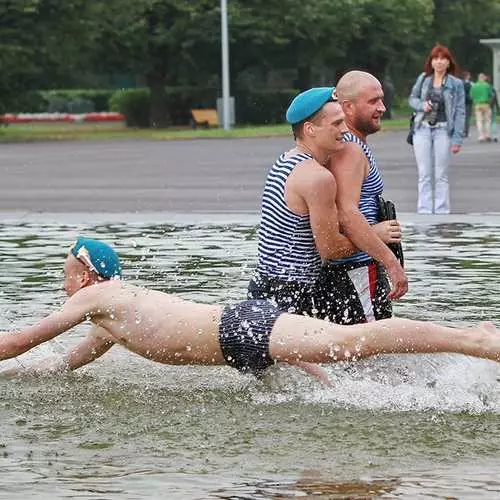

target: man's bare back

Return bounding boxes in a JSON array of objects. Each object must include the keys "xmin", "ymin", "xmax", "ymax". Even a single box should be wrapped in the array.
[{"xmin": 70, "ymin": 281, "xmax": 225, "ymax": 365}]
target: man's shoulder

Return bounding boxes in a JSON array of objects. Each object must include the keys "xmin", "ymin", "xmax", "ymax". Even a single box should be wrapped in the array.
[
  {"xmin": 292, "ymin": 161, "xmax": 334, "ymax": 192},
  {"xmin": 280, "ymin": 149, "xmax": 313, "ymax": 164},
  {"xmin": 73, "ymin": 280, "xmax": 129, "ymax": 303},
  {"xmin": 339, "ymin": 140, "xmax": 366, "ymax": 155},
  {"xmin": 332, "ymin": 141, "xmax": 367, "ymax": 168},
  {"xmin": 296, "ymin": 160, "xmax": 333, "ymax": 180}
]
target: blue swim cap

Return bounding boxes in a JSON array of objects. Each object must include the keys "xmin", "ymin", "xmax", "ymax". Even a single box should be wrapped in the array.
[
  {"xmin": 70, "ymin": 237, "xmax": 122, "ymax": 279},
  {"xmin": 286, "ymin": 86, "xmax": 338, "ymax": 125}
]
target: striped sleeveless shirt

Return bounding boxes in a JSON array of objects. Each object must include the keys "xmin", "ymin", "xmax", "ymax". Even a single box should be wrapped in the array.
[
  {"xmin": 334, "ymin": 131, "xmax": 384, "ymax": 265},
  {"xmin": 256, "ymin": 152, "xmax": 321, "ymax": 283}
]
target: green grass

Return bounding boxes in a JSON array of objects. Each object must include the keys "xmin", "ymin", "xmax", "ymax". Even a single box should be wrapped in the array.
[{"xmin": 0, "ymin": 118, "xmax": 410, "ymax": 143}]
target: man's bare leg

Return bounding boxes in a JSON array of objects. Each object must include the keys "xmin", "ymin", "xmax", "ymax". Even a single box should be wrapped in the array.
[{"xmin": 269, "ymin": 314, "xmax": 500, "ymax": 364}]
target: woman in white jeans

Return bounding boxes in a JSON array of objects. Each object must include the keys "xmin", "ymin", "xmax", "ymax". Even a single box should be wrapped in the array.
[{"xmin": 409, "ymin": 44, "xmax": 465, "ymax": 214}]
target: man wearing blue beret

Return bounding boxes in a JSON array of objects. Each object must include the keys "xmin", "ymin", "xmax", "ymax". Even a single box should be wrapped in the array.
[
  {"xmin": 316, "ymin": 70, "xmax": 408, "ymax": 325},
  {"xmin": 247, "ymin": 86, "xmax": 394, "ymax": 317}
]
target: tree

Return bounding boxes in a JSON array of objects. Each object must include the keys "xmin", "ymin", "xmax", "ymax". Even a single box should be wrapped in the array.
[
  {"xmin": 0, "ymin": 0, "xmax": 40, "ymax": 112},
  {"xmin": 0, "ymin": 0, "xmax": 101, "ymax": 113},
  {"xmin": 431, "ymin": 0, "xmax": 500, "ymax": 77},
  {"xmin": 346, "ymin": 0, "xmax": 434, "ymax": 81},
  {"xmin": 228, "ymin": 0, "xmax": 366, "ymax": 90},
  {"xmin": 86, "ymin": 0, "xmax": 211, "ymax": 127}
]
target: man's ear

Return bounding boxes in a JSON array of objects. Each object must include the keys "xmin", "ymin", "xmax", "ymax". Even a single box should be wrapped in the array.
[
  {"xmin": 79, "ymin": 269, "xmax": 92, "ymax": 287},
  {"xmin": 341, "ymin": 100, "xmax": 354, "ymax": 117},
  {"xmin": 303, "ymin": 120, "xmax": 315, "ymax": 138}
]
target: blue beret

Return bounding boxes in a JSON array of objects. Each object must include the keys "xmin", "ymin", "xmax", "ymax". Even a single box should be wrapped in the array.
[
  {"xmin": 286, "ymin": 87, "xmax": 337, "ymax": 125},
  {"xmin": 70, "ymin": 237, "xmax": 122, "ymax": 279}
]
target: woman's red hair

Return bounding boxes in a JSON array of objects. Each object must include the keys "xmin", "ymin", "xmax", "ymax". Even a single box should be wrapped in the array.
[{"xmin": 423, "ymin": 44, "xmax": 459, "ymax": 76}]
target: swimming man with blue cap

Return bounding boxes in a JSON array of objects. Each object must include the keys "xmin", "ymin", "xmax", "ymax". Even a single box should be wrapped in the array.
[
  {"xmin": 248, "ymin": 86, "xmax": 398, "ymax": 318},
  {"xmin": 70, "ymin": 237, "xmax": 122, "ymax": 280},
  {"xmin": 1, "ymin": 239, "xmax": 500, "ymax": 385}
]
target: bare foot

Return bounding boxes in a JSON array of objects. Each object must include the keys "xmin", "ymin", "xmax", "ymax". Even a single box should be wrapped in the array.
[
  {"xmin": 473, "ymin": 322, "xmax": 500, "ymax": 362},
  {"xmin": 480, "ymin": 321, "xmax": 498, "ymax": 334}
]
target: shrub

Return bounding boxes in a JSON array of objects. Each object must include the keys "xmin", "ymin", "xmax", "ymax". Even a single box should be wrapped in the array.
[
  {"xmin": 108, "ymin": 87, "xmax": 297, "ymax": 127},
  {"xmin": 109, "ymin": 88, "xmax": 150, "ymax": 127},
  {"xmin": 41, "ymin": 89, "xmax": 116, "ymax": 112},
  {"xmin": 1, "ymin": 91, "xmax": 48, "ymax": 114},
  {"xmin": 109, "ymin": 87, "xmax": 218, "ymax": 128}
]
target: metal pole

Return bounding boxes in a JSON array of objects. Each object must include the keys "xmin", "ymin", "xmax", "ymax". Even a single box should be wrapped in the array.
[
  {"xmin": 221, "ymin": 0, "xmax": 231, "ymax": 130},
  {"xmin": 494, "ymin": 50, "xmax": 499, "ymax": 93},
  {"xmin": 480, "ymin": 39, "xmax": 500, "ymax": 94}
]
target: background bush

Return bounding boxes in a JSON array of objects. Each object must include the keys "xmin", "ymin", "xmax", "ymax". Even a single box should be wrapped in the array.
[
  {"xmin": 109, "ymin": 88, "xmax": 151, "ymax": 127},
  {"xmin": 40, "ymin": 89, "xmax": 116, "ymax": 113},
  {"xmin": 2, "ymin": 85, "xmax": 410, "ymax": 126},
  {"xmin": 108, "ymin": 87, "xmax": 297, "ymax": 127},
  {"xmin": 110, "ymin": 87, "xmax": 220, "ymax": 127},
  {"xmin": 3, "ymin": 91, "xmax": 48, "ymax": 114}
]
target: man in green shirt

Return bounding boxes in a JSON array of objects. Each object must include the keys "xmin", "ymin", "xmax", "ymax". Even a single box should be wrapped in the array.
[{"xmin": 470, "ymin": 73, "xmax": 493, "ymax": 142}]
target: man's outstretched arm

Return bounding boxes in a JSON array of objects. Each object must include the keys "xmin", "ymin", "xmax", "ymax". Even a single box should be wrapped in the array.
[
  {"xmin": 0, "ymin": 325, "xmax": 115, "ymax": 377},
  {"xmin": 63, "ymin": 325, "xmax": 115, "ymax": 371},
  {"xmin": 0, "ymin": 291, "xmax": 92, "ymax": 361}
]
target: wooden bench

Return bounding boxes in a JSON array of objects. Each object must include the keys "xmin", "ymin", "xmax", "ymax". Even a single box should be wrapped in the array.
[{"xmin": 190, "ymin": 108, "xmax": 219, "ymax": 128}]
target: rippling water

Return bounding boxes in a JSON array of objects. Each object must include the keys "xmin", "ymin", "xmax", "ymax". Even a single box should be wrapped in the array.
[{"xmin": 0, "ymin": 214, "xmax": 499, "ymax": 499}]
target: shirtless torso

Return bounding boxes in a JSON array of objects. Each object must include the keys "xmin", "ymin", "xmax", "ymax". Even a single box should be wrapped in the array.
[{"xmin": 53, "ymin": 281, "xmax": 225, "ymax": 366}]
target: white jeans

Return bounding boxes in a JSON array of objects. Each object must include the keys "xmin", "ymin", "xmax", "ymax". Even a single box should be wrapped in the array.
[{"xmin": 412, "ymin": 124, "xmax": 451, "ymax": 214}]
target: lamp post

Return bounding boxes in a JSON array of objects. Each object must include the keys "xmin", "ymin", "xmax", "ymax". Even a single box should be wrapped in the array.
[
  {"xmin": 220, "ymin": 0, "xmax": 231, "ymax": 130},
  {"xmin": 480, "ymin": 38, "xmax": 500, "ymax": 92}
]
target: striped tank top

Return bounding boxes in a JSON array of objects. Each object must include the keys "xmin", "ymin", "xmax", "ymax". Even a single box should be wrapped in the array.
[
  {"xmin": 334, "ymin": 131, "xmax": 384, "ymax": 265},
  {"xmin": 256, "ymin": 152, "xmax": 321, "ymax": 283}
]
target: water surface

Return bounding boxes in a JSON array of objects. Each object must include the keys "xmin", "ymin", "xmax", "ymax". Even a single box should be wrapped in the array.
[{"xmin": 0, "ymin": 214, "xmax": 499, "ymax": 499}]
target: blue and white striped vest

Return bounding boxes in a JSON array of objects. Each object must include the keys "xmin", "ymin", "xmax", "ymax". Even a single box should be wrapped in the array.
[
  {"xmin": 256, "ymin": 152, "xmax": 321, "ymax": 283},
  {"xmin": 333, "ymin": 131, "xmax": 384, "ymax": 265}
]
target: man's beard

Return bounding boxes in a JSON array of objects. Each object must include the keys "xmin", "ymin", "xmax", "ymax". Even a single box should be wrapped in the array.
[{"xmin": 355, "ymin": 116, "xmax": 380, "ymax": 136}]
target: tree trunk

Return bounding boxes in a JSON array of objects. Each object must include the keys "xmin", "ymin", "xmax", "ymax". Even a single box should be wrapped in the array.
[
  {"xmin": 363, "ymin": 58, "xmax": 388, "ymax": 82},
  {"xmin": 144, "ymin": 7, "xmax": 170, "ymax": 129},
  {"xmin": 296, "ymin": 64, "xmax": 312, "ymax": 91},
  {"xmin": 146, "ymin": 73, "xmax": 169, "ymax": 129}
]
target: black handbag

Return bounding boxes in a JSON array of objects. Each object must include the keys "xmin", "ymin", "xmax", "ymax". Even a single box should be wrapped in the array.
[
  {"xmin": 407, "ymin": 73, "xmax": 425, "ymax": 146},
  {"xmin": 406, "ymin": 113, "xmax": 416, "ymax": 145}
]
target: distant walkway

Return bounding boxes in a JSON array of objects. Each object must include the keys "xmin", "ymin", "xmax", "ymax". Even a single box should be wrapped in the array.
[{"xmin": 0, "ymin": 130, "xmax": 498, "ymax": 213}]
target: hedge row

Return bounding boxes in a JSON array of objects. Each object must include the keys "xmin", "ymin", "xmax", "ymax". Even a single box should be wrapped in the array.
[
  {"xmin": 6, "ymin": 87, "xmax": 299, "ymax": 127},
  {"xmin": 109, "ymin": 87, "xmax": 220, "ymax": 127},
  {"xmin": 109, "ymin": 87, "xmax": 297, "ymax": 127},
  {"xmin": 4, "ymin": 89, "xmax": 116, "ymax": 114},
  {"xmin": 41, "ymin": 89, "xmax": 116, "ymax": 113}
]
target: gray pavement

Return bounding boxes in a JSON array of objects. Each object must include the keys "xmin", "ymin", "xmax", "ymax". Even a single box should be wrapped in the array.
[{"xmin": 0, "ymin": 130, "xmax": 499, "ymax": 214}]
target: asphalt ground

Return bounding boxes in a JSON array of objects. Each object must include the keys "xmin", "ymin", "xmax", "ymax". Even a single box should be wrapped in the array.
[{"xmin": 0, "ymin": 130, "xmax": 498, "ymax": 214}]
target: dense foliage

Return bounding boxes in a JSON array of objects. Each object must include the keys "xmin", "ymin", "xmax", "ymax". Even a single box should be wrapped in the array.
[{"xmin": 1, "ymin": 0, "xmax": 499, "ymax": 125}]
